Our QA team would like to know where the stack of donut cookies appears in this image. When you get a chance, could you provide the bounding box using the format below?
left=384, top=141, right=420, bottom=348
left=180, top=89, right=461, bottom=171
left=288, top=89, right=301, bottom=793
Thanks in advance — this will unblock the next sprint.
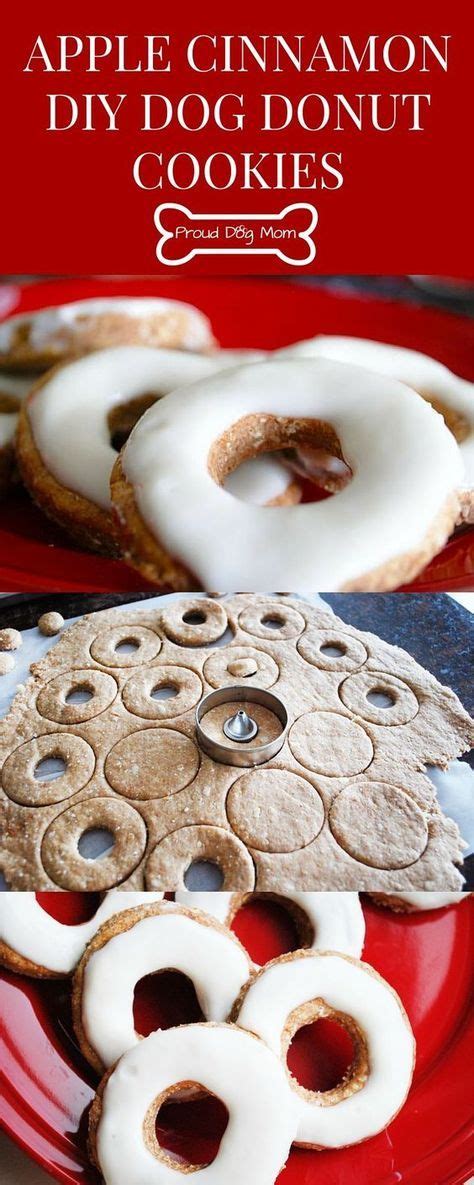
left=1, top=290, right=471, bottom=589
left=1, top=891, right=469, bottom=1184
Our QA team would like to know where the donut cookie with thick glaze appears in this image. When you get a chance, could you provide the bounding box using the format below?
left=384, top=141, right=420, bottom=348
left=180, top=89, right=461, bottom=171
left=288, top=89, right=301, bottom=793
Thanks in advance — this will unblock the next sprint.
left=232, top=949, right=415, bottom=1148
left=17, top=347, right=300, bottom=554
left=110, top=358, right=462, bottom=591
left=0, top=297, right=216, bottom=369
left=0, top=890, right=163, bottom=978
left=176, top=890, right=366, bottom=964
left=88, top=1022, right=297, bottom=1185
left=72, top=900, right=252, bottom=1073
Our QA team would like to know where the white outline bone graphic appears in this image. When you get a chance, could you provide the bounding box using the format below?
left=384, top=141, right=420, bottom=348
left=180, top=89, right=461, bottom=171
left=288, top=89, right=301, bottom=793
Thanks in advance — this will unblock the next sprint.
left=154, top=203, right=318, bottom=266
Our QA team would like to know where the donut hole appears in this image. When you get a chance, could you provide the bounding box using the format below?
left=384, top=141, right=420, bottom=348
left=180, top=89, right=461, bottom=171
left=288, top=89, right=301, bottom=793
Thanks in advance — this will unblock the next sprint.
left=287, top=1017, right=358, bottom=1094
left=284, top=1001, right=368, bottom=1103
left=261, top=614, right=285, bottom=630
left=208, top=413, right=352, bottom=505
left=184, top=860, right=224, bottom=891
left=34, top=755, right=67, bottom=782
left=320, top=642, right=347, bottom=658
left=108, top=394, right=159, bottom=453
left=182, top=610, right=207, bottom=626
left=77, top=827, right=115, bottom=860
left=366, top=686, right=396, bottom=708
left=65, top=685, right=94, bottom=705
left=133, top=970, right=203, bottom=1037
left=232, top=895, right=312, bottom=964
left=149, top=1085, right=229, bottom=1172
left=114, top=637, right=140, bottom=655
left=35, top=891, right=102, bottom=924
left=150, top=683, right=179, bottom=701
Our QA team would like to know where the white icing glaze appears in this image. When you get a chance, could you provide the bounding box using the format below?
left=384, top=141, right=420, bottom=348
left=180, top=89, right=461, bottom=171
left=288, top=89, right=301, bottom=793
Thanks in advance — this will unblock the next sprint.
left=0, top=891, right=163, bottom=975
left=176, top=892, right=365, bottom=964
left=0, top=298, right=214, bottom=353
left=27, top=347, right=291, bottom=512
left=235, top=951, right=415, bottom=1148
left=278, top=336, right=474, bottom=489
left=388, top=891, right=469, bottom=911
left=121, top=357, right=462, bottom=589
left=81, top=905, right=251, bottom=1068
left=96, top=1023, right=297, bottom=1185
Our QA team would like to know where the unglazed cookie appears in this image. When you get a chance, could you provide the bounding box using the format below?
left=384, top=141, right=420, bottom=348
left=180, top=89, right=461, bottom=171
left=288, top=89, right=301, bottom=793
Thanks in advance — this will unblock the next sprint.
left=176, top=891, right=366, bottom=964
left=232, top=950, right=415, bottom=1148
left=0, top=297, right=216, bottom=369
left=0, top=372, right=34, bottom=493
left=278, top=336, right=474, bottom=522
left=17, top=347, right=299, bottom=553
left=110, top=358, right=462, bottom=590
left=72, top=901, right=251, bottom=1072
left=88, top=1023, right=297, bottom=1185
left=0, top=890, right=163, bottom=978
left=0, top=595, right=472, bottom=891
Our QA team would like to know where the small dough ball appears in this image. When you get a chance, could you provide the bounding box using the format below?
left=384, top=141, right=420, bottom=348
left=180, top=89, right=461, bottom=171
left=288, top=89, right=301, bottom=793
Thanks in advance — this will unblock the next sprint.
left=0, top=653, right=15, bottom=675
left=0, top=628, right=22, bottom=652
left=38, top=611, right=64, bottom=637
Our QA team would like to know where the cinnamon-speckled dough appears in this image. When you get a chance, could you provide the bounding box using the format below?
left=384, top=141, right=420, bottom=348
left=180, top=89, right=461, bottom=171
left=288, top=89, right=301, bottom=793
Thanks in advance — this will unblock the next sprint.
left=0, top=594, right=472, bottom=891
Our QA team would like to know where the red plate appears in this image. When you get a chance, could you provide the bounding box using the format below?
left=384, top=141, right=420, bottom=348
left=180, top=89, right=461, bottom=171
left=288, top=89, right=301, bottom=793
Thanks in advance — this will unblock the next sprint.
left=0, top=276, right=473, bottom=592
left=1, top=894, right=473, bottom=1184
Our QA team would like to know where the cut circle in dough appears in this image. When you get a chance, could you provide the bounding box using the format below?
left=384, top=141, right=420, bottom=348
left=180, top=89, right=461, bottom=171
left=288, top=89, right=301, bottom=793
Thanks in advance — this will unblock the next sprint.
left=104, top=728, right=200, bottom=800
left=329, top=782, right=429, bottom=869
left=289, top=710, right=374, bottom=777
left=226, top=769, right=325, bottom=853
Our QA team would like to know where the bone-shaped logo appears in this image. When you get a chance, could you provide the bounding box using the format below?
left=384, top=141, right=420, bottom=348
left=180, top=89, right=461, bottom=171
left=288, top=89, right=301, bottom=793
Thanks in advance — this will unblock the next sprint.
left=154, top=203, right=318, bottom=266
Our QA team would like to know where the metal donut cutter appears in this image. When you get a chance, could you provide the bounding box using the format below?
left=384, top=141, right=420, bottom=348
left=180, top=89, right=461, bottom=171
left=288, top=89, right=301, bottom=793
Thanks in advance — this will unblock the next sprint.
left=195, top=684, right=289, bottom=767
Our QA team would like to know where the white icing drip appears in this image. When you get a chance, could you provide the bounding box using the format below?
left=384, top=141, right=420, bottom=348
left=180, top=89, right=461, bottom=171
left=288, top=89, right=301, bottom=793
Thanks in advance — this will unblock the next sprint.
left=121, top=357, right=462, bottom=589
left=176, top=891, right=365, bottom=965
left=96, top=1024, right=298, bottom=1185
left=81, top=907, right=251, bottom=1068
left=388, top=891, right=469, bottom=910
left=0, top=891, right=163, bottom=974
left=27, top=347, right=291, bottom=511
left=0, top=298, right=214, bottom=353
left=278, top=336, right=474, bottom=488
left=236, top=951, right=415, bottom=1148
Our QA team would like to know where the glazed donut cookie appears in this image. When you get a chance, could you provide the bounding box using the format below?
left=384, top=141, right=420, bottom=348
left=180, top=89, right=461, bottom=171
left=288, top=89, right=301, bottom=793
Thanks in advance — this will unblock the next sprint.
left=233, top=950, right=415, bottom=1148
left=279, top=337, right=474, bottom=523
left=73, top=901, right=252, bottom=1073
left=17, top=347, right=299, bottom=553
left=0, top=890, right=163, bottom=978
left=369, top=891, right=470, bottom=912
left=0, top=372, right=34, bottom=493
left=0, top=297, right=215, bottom=369
left=176, top=892, right=366, bottom=963
left=111, top=357, right=462, bottom=591
left=89, top=1022, right=296, bottom=1185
